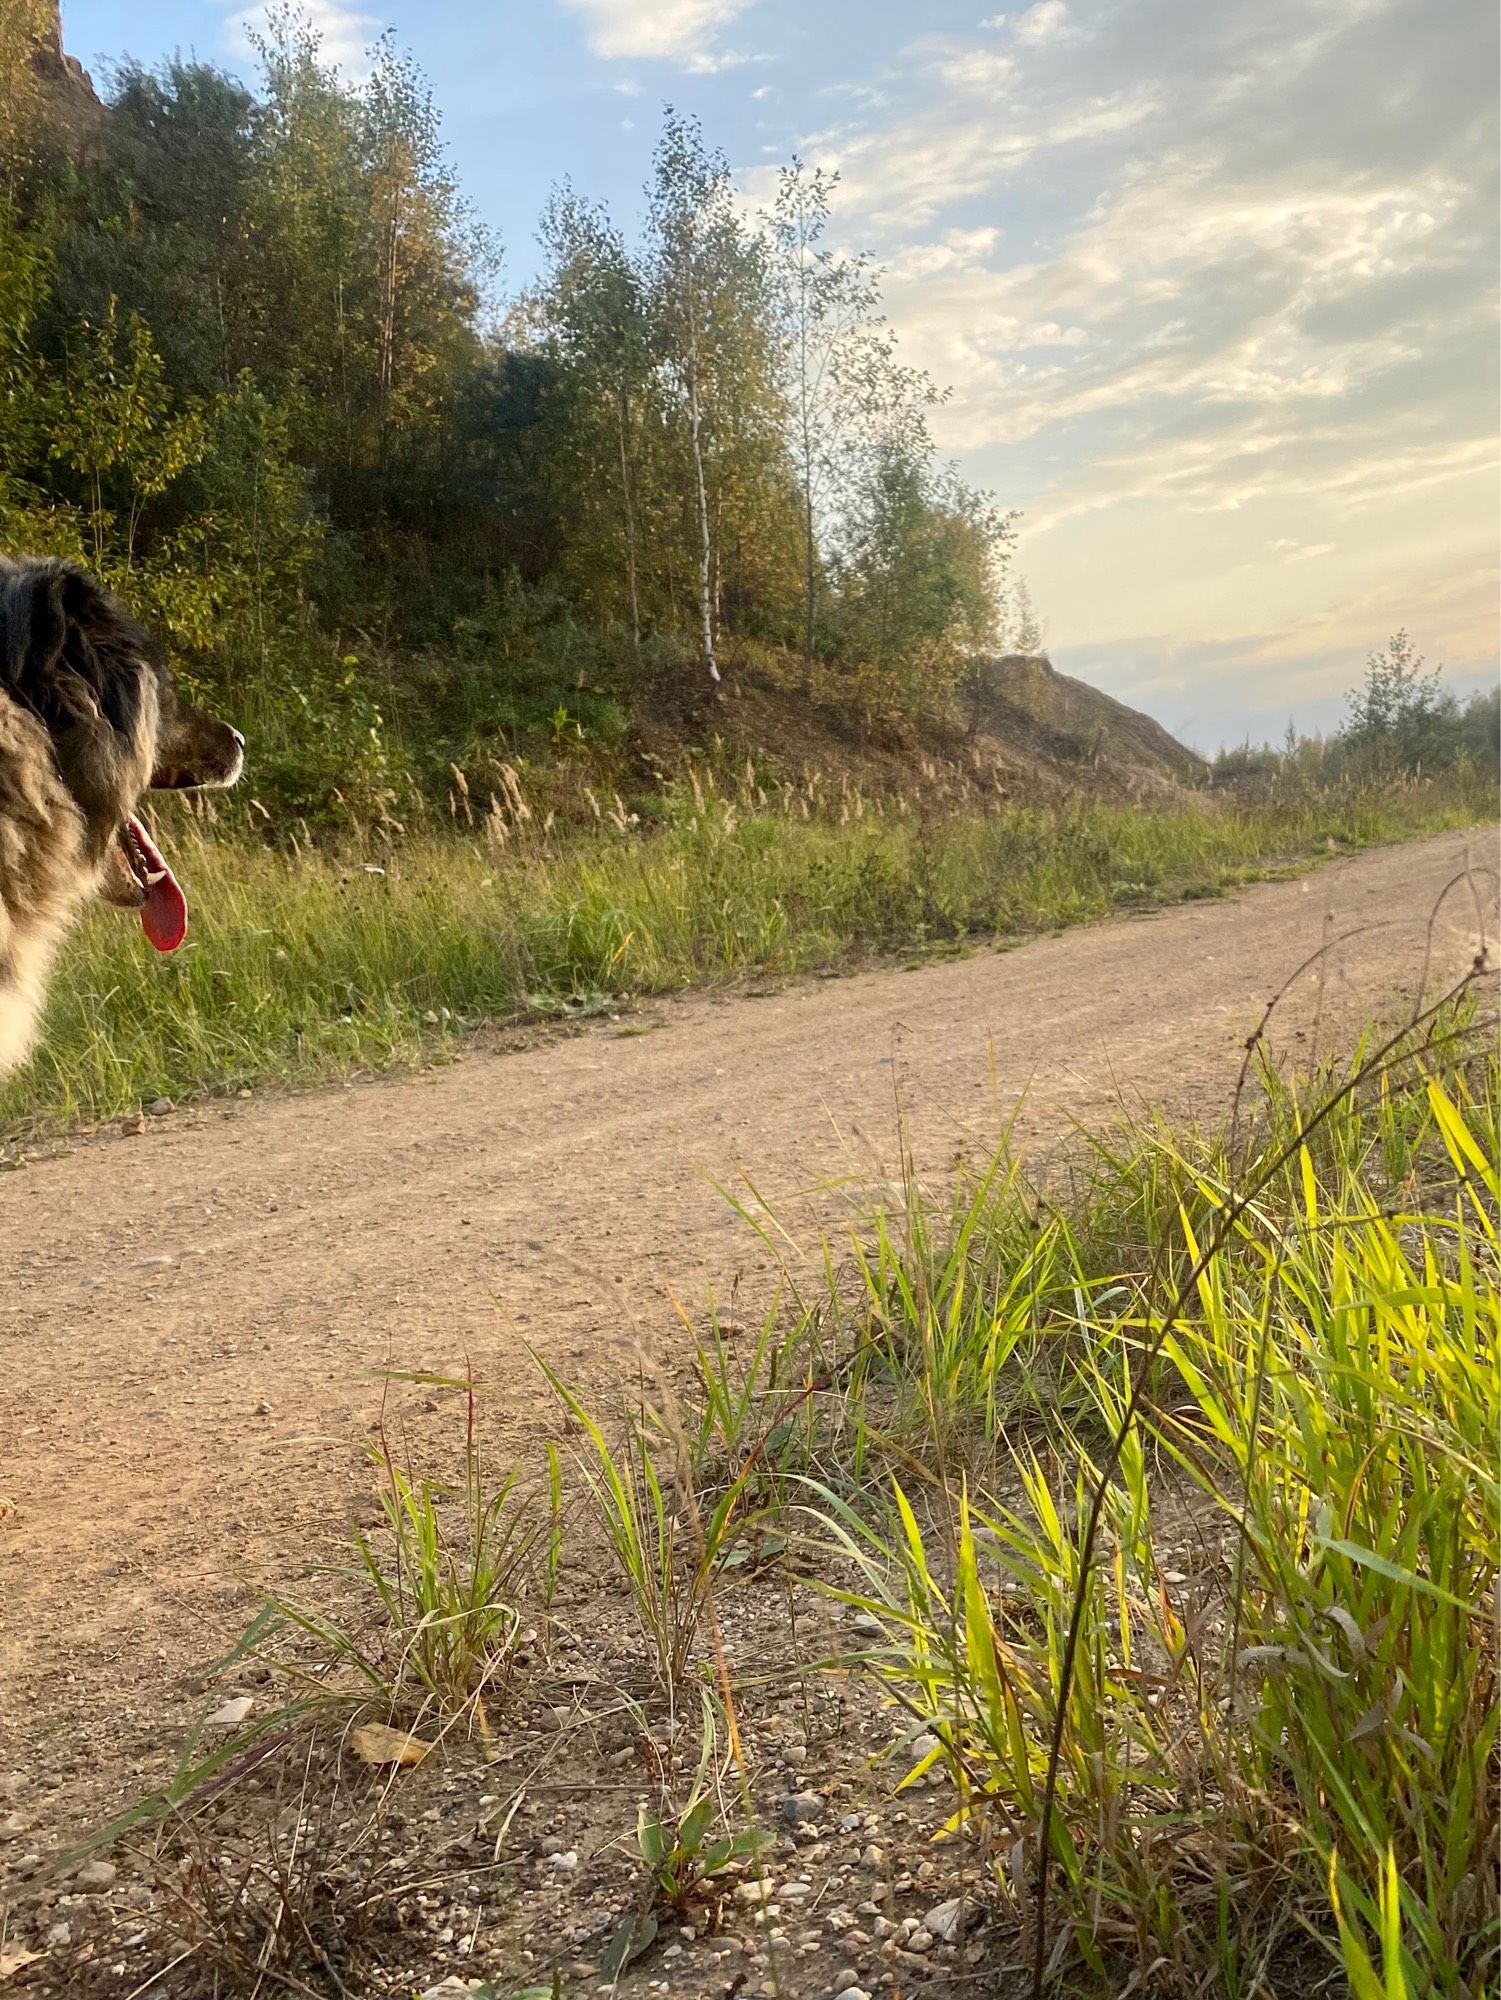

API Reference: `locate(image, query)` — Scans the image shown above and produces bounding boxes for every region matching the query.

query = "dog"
[0,556,244,1074]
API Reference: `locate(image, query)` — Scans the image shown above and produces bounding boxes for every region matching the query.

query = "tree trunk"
[688,370,718,683]
[616,386,641,657]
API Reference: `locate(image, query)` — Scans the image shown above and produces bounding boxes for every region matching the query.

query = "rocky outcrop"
[28,0,106,156]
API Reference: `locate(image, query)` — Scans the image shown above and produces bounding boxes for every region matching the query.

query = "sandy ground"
[0,824,1494,1856]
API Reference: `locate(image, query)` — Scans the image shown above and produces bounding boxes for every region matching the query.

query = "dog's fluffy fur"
[0,556,243,1074]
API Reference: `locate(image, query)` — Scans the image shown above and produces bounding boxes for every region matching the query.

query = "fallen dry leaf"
[0,1946,41,1979]
[350,1723,432,1768]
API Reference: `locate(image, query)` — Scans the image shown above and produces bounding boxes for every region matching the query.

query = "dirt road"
[0,826,1494,1847]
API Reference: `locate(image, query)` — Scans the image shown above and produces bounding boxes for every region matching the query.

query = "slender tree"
[769,158,882,679]
[537,185,652,650]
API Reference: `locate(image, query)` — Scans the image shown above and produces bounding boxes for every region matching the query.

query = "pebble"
[907,1732,939,1762]
[148,1098,173,1116]
[45,1923,70,1948]
[925,1897,967,1942]
[781,1791,823,1824]
[833,1970,860,1992]
[778,1881,811,1902]
[906,1927,934,1953]
[540,1836,564,1856]
[545,1849,578,1871]
[783,1744,807,1766]
[857,1844,883,1870]
[76,1859,117,1891]
[849,1612,884,1639]
[0,1814,30,1840]
[734,1878,777,1908]
[838,1812,862,1832]
[833,1988,872,2000]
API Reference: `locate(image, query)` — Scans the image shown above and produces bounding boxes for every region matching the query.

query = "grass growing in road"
[1,766,1492,1138]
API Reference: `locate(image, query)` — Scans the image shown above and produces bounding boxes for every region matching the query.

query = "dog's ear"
[0,563,72,707]
[0,560,155,736]
[0,559,161,839]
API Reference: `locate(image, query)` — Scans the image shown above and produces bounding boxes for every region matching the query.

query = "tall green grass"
[788,1009,1498,1996]
[2,770,1492,1138]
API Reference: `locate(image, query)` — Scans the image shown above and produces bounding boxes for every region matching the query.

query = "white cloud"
[1013,2,1080,47]
[559,0,758,70]
[227,0,380,74]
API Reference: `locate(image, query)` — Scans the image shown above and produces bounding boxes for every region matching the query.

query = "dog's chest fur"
[0,687,98,1073]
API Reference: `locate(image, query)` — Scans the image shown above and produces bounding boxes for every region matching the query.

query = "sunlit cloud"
[227,0,380,75]
[800,0,1497,733]
[559,0,759,70]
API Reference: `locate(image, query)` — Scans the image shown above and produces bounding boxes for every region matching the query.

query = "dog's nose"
[229,726,245,749]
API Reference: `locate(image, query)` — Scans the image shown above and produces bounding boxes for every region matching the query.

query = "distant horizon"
[58,0,1501,749]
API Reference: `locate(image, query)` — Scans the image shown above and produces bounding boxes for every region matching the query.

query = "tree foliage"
[0,13,1016,816]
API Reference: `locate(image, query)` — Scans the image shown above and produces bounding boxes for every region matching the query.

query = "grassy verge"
[790,1004,1499,1996]
[2,767,1492,1139]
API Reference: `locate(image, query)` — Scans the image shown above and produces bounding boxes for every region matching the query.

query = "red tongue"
[126,815,188,953]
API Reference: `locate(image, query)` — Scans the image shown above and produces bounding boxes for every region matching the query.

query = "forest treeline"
[0,3,1020,820]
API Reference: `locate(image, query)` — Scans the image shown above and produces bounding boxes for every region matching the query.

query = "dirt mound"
[625,645,1208,808]
[970,653,1209,795]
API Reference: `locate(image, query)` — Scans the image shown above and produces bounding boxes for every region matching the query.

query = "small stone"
[849,1612,883,1639]
[76,1859,117,1891]
[254,1400,273,1416]
[781,1791,824,1825]
[205,1696,254,1727]
[833,1970,860,1992]
[907,1732,939,1762]
[45,1923,70,1948]
[834,1989,871,2000]
[545,1849,578,1871]
[540,1836,564,1856]
[783,1744,807,1766]
[148,1098,174,1116]
[924,1897,967,1942]
[734,1878,777,1908]
[0,1814,30,1840]
[907,1927,934,1953]
[857,1844,883,1870]
[838,1812,862,1832]
[778,1881,811,1902]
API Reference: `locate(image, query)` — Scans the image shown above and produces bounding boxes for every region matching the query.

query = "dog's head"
[0,557,243,950]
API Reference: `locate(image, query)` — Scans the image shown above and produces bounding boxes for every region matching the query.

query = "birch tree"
[769,158,881,676]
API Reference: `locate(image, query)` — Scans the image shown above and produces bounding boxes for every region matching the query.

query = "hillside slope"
[970,652,1210,793]
[623,645,1209,809]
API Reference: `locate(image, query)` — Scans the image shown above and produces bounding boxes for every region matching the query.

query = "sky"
[59,0,1500,751]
